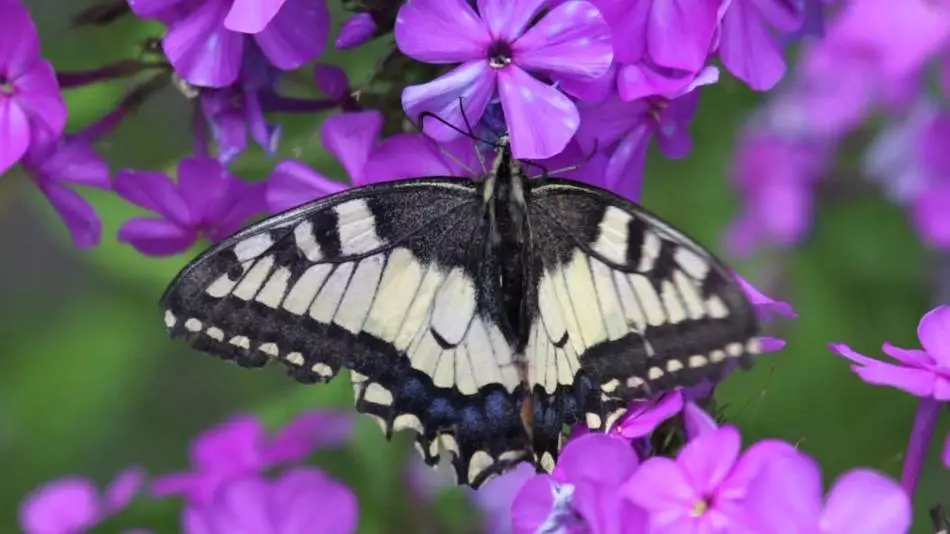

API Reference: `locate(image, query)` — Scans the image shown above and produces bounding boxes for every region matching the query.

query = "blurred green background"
[2,0,947,532]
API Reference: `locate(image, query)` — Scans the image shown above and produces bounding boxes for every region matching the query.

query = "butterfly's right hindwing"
[161,179,531,488]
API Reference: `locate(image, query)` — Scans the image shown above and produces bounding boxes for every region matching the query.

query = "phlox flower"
[624,424,797,533]
[115,156,266,256]
[129,0,330,87]
[745,451,911,534]
[0,0,67,175]
[266,110,481,213]
[470,463,536,534]
[152,411,352,504]
[19,467,147,534]
[395,0,613,160]
[719,0,807,90]
[183,468,357,534]
[734,273,797,323]
[336,13,377,50]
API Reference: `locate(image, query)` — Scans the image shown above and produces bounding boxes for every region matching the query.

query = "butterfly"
[161,137,761,488]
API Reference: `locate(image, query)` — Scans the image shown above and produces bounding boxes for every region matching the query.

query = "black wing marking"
[161,178,531,487]
[522,178,760,465]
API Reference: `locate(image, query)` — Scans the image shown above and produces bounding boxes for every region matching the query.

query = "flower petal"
[471,463,535,534]
[266,159,345,213]
[19,477,100,533]
[755,0,806,32]
[734,273,798,321]
[225,0,287,33]
[821,469,911,534]
[718,438,798,501]
[114,169,193,226]
[0,97,30,175]
[191,415,267,472]
[617,62,695,102]
[678,425,741,494]
[511,475,557,534]
[555,434,639,486]
[648,0,720,73]
[127,0,189,18]
[275,468,358,534]
[336,13,377,50]
[253,0,329,70]
[265,410,354,464]
[615,391,684,439]
[394,0,489,63]
[913,182,950,248]
[682,401,718,440]
[163,0,244,87]
[314,64,350,102]
[829,343,936,397]
[244,90,280,157]
[744,451,823,534]
[117,217,197,256]
[38,182,103,249]
[31,140,110,189]
[402,61,496,142]
[103,467,147,515]
[477,0,546,41]
[12,61,67,141]
[880,343,931,367]
[513,1,613,80]
[0,0,40,76]
[322,111,383,182]
[719,1,786,91]
[558,63,617,103]
[203,476,273,532]
[601,0,651,64]
[917,305,950,366]
[622,457,695,512]
[605,122,650,201]
[498,66,578,159]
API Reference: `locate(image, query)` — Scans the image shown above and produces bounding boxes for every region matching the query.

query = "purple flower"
[471,463,535,534]
[573,85,707,201]
[719,0,806,90]
[115,156,265,256]
[395,0,613,160]
[513,434,648,534]
[830,305,950,399]
[623,425,797,532]
[0,0,67,175]
[183,468,358,534]
[734,272,797,322]
[943,433,950,468]
[19,467,147,534]
[21,138,111,249]
[746,451,911,534]
[336,13,377,50]
[131,0,330,87]
[267,110,480,213]
[152,411,352,504]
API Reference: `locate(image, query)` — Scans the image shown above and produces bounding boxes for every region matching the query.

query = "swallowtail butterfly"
[161,139,761,487]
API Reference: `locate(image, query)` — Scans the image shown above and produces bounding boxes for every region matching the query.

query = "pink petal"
[191,415,267,472]
[19,477,100,533]
[917,306,950,366]
[103,467,146,515]
[558,63,617,103]
[498,66,579,159]
[719,0,786,91]
[743,451,823,534]
[0,97,30,175]
[32,140,110,189]
[718,438,798,502]
[12,61,67,140]
[361,134,473,184]
[942,433,950,467]
[605,122,650,200]
[114,170,192,226]
[401,61,496,142]
[616,391,684,439]
[821,469,911,534]
[617,62,696,102]
[264,410,354,464]
[598,0,651,64]
[622,457,696,512]
[0,0,40,77]
[335,12,377,50]
[266,159,345,213]
[648,0,720,73]
[225,0,287,33]
[555,434,640,486]
[253,0,329,70]
[203,476,273,532]
[163,0,244,87]
[394,0,489,63]
[38,182,102,249]
[127,0,189,18]
[682,401,718,440]
[677,425,741,494]
[829,343,937,397]
[472,464,536,534]
[513,0,613,80]
[880,342,932,367]
[314,64,350,101]
[755,0,805,32]
[176,156,233,219]
[733,273,798,321]
[477,0,546,41]
[274,468,358,534]
[512,475,556,534]
[117,217,197,256]
[913,183,950,248]
[322,111,383,182]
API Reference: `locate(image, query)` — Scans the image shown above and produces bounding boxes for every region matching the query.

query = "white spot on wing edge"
[234,233,273,261]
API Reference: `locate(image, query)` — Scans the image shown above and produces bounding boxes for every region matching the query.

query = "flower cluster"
[5,0,949,532]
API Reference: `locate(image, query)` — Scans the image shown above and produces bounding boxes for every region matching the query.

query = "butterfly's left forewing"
[162,179,532,487]
[523,179,761,464]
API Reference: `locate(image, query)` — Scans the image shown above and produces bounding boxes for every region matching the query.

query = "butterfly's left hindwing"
[161,179,532,487]
[522,179,761,462]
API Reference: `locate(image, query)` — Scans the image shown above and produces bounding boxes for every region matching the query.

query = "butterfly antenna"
[543,140,602,177]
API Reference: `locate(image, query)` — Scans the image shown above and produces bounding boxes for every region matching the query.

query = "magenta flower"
[746,451,911,534]
[470,463,535,534]
[183,468,358,534]
[267,110,480,213]
[734,272,797,323]
[719,0,806,90]
[513,434,647,534]
[19,467,147,534]
[395,0,613,160]
[573,84,708,201]
[130,0,330,87]
[336,13,377,50]
[115,156,266,256]
[21,138,110,249]
[623,425,797,532]
[152,411,352,504]
[0,0,67,175]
